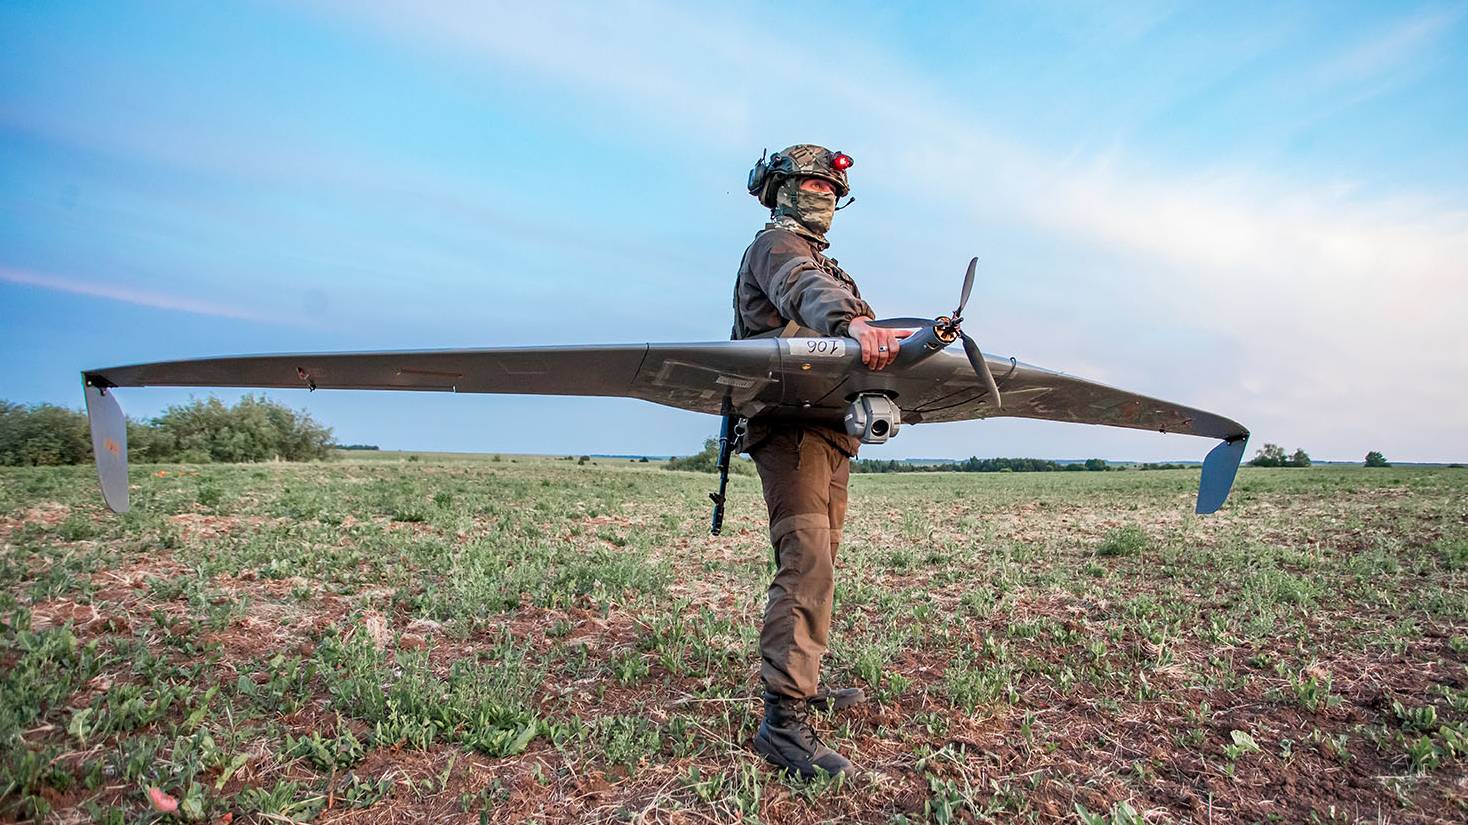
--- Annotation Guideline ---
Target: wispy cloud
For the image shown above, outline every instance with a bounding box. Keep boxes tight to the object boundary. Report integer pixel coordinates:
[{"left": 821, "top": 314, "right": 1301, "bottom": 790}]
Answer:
[
  {"left": 994, "top": 157, "right": 1468, "bottom": 419},
  {"left": 304, "top": 1, "right": 1468, "bottom": 459},
  {"left": 8, "top": 2, "right": 1458, "bottom": 458},
  {"left": 1272, "top": 4, "right": 1468, "bottom": 129},
  {"left": 0, "top": 265, "right": 305, "bottom": 325},
  {"left": 1310, "top": 4, "right": 1464, "bottom": 88}
]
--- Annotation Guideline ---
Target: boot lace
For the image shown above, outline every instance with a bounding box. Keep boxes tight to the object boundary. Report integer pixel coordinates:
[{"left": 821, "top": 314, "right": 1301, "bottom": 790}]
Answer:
[{"left": 782, "top": 702, "right": 826, "bottom": 751}]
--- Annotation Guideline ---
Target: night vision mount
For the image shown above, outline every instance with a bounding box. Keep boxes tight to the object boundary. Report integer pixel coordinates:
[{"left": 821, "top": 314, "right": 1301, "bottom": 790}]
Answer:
[{"left": 746, "top": 147, "right": 854, "bottom": 208}]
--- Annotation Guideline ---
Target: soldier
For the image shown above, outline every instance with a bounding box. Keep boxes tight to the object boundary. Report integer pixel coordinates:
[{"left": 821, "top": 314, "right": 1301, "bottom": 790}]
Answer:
[{"left": 735, "top": 144, "right": 910, "bottom": 778}]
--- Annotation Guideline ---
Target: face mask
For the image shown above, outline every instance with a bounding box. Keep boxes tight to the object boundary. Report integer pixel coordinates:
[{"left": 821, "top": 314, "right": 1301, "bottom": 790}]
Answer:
[{"left": 775, "top": 179, "right": 837, "bottom": 235}]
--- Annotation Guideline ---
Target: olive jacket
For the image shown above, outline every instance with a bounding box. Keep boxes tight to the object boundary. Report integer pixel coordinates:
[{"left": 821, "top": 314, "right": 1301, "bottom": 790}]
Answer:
[{"left": 732, "top": 219, "right": 874, "bottom": 456}]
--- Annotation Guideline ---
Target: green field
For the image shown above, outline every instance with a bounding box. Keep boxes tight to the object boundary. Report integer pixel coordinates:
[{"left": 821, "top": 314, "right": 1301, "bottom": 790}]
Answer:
[{"left": 2, "top": 458, "right": 1465, "bottom": 823}]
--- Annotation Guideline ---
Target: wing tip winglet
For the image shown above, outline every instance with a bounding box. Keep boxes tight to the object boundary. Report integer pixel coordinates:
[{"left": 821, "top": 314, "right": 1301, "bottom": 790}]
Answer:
[
  {"left": 82, "top": 375, "right": 130, "bottom": 514},
  {"left": 1195, "top": 433, "right": 1248, "bottom": 515}
]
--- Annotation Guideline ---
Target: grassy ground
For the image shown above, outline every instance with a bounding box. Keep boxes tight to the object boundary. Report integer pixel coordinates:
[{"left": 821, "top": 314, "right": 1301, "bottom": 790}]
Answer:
[{"left": 1, "top": 458, "right": 1465, "bottom": 824}]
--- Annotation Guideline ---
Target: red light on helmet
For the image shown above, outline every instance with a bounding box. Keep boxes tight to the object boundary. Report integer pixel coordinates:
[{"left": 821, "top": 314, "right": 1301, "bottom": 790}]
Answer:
[{"left": 831, "top": 152, "right": 853, "bottom": 170}]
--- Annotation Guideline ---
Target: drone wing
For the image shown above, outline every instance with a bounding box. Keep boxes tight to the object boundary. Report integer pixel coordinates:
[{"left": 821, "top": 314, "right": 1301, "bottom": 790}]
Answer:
[
  {"left": 911, "top": 356, "right": 1244, "bottom": 437},
  {"left": 904, "top": 352, "right": 1249, "bottom": 514},
  {"left": 81, "top": 338, "right": 1247, "bottom": 517},
  {"left": 998, "top": 361, "right": 1249, "bottom": 515},
  {"left": 81, "top": 342, "right": 786, "bottom": 513}
]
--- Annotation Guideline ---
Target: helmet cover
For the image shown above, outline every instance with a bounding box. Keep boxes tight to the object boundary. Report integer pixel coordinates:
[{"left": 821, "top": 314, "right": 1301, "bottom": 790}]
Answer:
[{"left": 748, "top": 144, "right": 852, "bottom": 208}]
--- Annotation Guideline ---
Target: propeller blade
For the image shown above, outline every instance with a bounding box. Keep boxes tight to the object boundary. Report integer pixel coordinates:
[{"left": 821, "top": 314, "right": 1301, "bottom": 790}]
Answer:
[
  {"left": 956, "top": 257, "right": 977, "bottom": 317},
  {"left": 868, "top": 317, "right": 934, "bottom": 329},
  {"left": 961, "top": 333, "right": 1003, "bottom": 409}
]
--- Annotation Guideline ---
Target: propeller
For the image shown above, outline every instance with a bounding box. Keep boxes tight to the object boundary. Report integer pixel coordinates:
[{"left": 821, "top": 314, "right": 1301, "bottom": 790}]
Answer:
[
  {"left": 956, "top": 256, "right": 976, "bottom": 319},
  {"left": 868, "top": 257, "right": 1002, "bottom": 408},
  {"left": 960, "top": 328, "right": 1002, "bottom": 410}
]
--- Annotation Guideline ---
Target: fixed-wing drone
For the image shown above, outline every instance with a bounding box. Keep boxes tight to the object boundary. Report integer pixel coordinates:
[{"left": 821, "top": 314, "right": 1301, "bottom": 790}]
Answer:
[{"left": 81, "top": 259, "right": 1249, "bottom": 528}]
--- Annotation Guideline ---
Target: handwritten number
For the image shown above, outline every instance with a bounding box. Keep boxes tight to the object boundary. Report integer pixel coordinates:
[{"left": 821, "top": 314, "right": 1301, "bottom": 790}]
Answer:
[{"left": 795, "top": 339, "right": 843, "bottom": 356}]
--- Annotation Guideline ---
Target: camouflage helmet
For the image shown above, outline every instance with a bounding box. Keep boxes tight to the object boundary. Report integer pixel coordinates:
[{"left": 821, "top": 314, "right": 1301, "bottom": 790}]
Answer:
[{"left": 747, "top": 144, "right": 853, "bottom": 208}]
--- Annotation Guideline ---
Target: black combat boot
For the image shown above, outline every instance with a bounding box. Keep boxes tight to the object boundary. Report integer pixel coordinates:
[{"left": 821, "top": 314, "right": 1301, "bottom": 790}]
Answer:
[
  {"left": 753, "top": 692, "right": 855, "bottom": 780},
  {"left": 808, "top": 684, "right": 866, "bottom": 714}
]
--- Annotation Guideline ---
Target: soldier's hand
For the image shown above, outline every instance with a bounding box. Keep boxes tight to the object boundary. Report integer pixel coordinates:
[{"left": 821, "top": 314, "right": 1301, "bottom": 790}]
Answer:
[{"left": 847, "top": 317, "right": 911, "bottom": 371}]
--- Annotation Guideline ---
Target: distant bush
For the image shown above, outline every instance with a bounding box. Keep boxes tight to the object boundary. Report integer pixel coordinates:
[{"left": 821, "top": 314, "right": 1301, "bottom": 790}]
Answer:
[
  {"left": 1365, "top": 451, "right": 1390, "bottom": 468},
  {"left": 145, "top": 396, "right": 334, "bottom": 463},
  {"left": 338, "top": 444, "right": 380, "bottom": 451},
  {"left": 664, "top": 438, "right": 753, "bottom": 475},
  {"left": 0, "top": 395, "right": 335, "bottom": 466},
  {"left": 0, "top": 401, "right": 92, "bottom": 466},
  {"left": 1250, "top": 443, "right": 1285, "bottom": 466},
  {"left": 1248, "top": 443, "right": 1312, "bottom": 468}
]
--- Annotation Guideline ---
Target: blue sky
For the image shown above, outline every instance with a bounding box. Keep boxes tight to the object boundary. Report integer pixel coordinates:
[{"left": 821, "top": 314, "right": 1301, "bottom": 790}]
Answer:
[{"left": 3, "top": 1, "right": 1465, "bottom": 462}]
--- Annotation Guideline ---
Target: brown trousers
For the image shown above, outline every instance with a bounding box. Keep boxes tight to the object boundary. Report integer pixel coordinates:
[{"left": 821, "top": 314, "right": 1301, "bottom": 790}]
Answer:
[{"left": 749, "top": 426, "right": 850, "bottom": 699}]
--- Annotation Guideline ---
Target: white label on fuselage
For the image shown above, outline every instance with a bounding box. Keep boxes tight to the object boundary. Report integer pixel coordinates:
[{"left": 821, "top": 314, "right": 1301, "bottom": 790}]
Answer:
[{"left": 783, "top": 338, "right": 847, "bottom": 358}]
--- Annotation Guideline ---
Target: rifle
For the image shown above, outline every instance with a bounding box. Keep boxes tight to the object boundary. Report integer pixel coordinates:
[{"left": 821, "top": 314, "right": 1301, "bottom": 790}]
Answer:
[{"left": 708, "top": 411, "right": 744, "bottom": 536}]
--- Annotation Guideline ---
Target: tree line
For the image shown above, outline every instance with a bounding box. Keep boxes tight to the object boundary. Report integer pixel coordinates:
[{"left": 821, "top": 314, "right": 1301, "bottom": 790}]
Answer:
[
  {"left": 852, "top": 456, "right": 1126, "bottom": 474},
  {"left": 662, "top": 445, "right": 1199, "bottom": 475},
  {"left": 672, "top": 439, "right": 1407, "bottom": 474},
  {"left": 1249, "top": 443, "right": 1394, "bottom": 468},
  {"left": 0, "top": 395, "right": 334, "bottom": 466}
]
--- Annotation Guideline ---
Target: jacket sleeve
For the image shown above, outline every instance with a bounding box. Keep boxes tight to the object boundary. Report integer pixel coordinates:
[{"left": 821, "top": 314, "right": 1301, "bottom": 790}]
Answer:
[{"left": 748, "top": 231, "right": 874, "bottom": 336}]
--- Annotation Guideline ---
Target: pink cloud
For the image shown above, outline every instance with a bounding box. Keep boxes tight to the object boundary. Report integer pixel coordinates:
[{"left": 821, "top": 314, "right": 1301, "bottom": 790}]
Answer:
[{"left": 0, "top": 264, "right": 299, "bottom": 325}]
